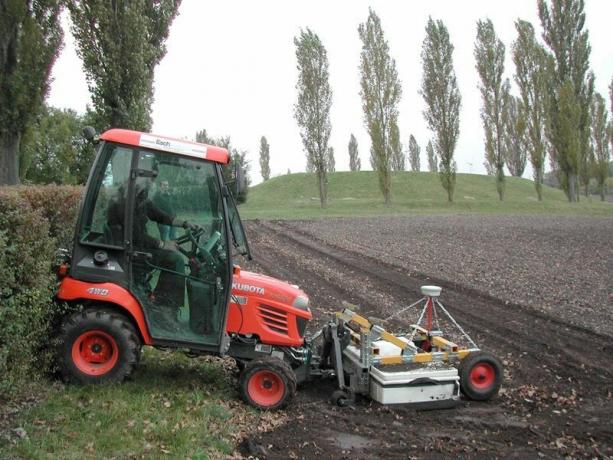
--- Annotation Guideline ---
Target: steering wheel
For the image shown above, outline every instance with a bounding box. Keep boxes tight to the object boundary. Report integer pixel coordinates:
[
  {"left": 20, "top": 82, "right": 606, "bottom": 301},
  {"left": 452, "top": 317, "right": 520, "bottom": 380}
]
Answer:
[{"left": 174, "top": 226, "right": 222, "bottom": 270}]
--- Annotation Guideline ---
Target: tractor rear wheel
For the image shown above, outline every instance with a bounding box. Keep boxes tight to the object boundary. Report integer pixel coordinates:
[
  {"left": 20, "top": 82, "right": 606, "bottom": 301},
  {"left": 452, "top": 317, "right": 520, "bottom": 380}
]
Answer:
[
  {"left": 58, "top": 309, "right": 141, "bottom": 384},
  {"left": 239, "top": 358, "right": 296, "bottom": 410},
  {"left": 459, "top": 351, "right": 503, "bottom": 401}
]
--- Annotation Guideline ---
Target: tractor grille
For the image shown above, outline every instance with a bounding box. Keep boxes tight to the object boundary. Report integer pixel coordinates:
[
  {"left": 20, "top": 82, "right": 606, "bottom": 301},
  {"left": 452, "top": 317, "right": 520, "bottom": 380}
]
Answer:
[{"left": 258, "top": 304, "right": 289, "bottom": 335}]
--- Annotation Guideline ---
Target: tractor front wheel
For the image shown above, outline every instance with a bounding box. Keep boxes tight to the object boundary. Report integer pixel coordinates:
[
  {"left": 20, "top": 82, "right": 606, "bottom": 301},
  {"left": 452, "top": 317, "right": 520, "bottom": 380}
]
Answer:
[
  {"left": 239, "top": 358, "right": 296, "bottom": 410},
  {"left": 58, "top": 309, "right": 141, "bottom": 384},
  {"left": 459, "top": 351, "right": 503, "bottom": 401}
]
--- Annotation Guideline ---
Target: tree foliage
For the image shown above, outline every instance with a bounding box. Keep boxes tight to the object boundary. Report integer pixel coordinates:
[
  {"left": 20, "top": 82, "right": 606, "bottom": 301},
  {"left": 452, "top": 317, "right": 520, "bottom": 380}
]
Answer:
[
  {"left": 538, "top": 0, "right": 594, "bottom": 202},
  {"left": 389, "top": 120, "right": 404, "bottom": 171},
  {"left": 294, "top": 28, "right": 332, "bottom": 208},
  {"left": 20, "top": 106, "right": 96, "bottom": 185},
  {"left": 327, "top": 146, "right": 335, "bottom": 173},
  {"left": 0, "top": 0, "right": 63, "bottom": 185},
  {"left": 591, "top": 92, "right": 610, "bottom": 200},
  {"left": 348, "top": 134, "right": 361, "bottom": 172},
  {"left": 408, "top": 135, "right": 421, "bottom": 172},
  {"left": 426, "top": 140, "right": 438, "bottom": 173},
  {"left": 513, "top": 19, "right": 549, "bottom": 200},
  {"left": 358, "top": 8, "right": 402, "bottom": 204},
  {"left": 259, "top": 136, "right": 270, "bottom": 181},
  {"left": 474, "top": 18, "right": 508, "bottom": 200},
  {"left": 195, "top": 129, "right": 250, "bottom": 203},
  {"left": 420, "top": 18, "right": 461, "bottom": 202},
  {"left": 504, "top": 94, "right": 528, "bottom": 177},
  {"left": 68, "top": 0, "right": 181, "bottom": 131}
]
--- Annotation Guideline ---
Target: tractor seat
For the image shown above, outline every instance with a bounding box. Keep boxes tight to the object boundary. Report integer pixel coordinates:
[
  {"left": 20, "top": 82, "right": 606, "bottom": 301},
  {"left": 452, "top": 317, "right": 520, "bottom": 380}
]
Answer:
[{"left": 420, "top": 285, "right": 442, "bottom": 297}]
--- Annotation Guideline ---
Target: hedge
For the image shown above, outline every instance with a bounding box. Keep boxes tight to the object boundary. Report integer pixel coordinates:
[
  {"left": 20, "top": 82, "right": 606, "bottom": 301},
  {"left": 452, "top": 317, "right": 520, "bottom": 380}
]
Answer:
[{"left": 0, "top": 185, "right": 83, "bottom": 400}]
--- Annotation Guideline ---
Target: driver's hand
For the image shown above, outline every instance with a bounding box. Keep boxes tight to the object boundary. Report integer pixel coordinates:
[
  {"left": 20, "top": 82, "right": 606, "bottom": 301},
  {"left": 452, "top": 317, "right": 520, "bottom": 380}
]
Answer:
[
  {"left": 183, "top": 220, "right": 201, "bottom": 232},
  {"left": 161, "top": 240, "right": 179, "bottom": 252}
]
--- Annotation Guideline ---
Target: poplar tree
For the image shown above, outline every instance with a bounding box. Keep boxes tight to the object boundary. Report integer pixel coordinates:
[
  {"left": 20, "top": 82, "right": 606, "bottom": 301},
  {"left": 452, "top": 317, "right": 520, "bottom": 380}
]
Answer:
[
  {"left": 474, "top": 19, "right": 508, "bottom": 200},
  {"left": 591, "top": 92, "right": 610, "bottom": 201},
  {"left": 513, "top": 20, "right": 549, "bottom": 200},
  {"left": 348, "top": 134, "right": 361, "bottom": 172},
  {"left": 504, "top": 94, "right": 528, "bottom": 177},
  {"left": 0, "top": 0, "right": 62, "bottom": 185},
  {"left": 294, "top": 28, "right": 332, "bottom": 208},
  {"left": 68, "top": 0, "right": 181, "bottom": 131},
  {"left": 426, "top": 140, "right": 438, "bottom": 173},
  {"left": 358, "top": 8, "right": 402, "bottom": 204},
  {"left": 420, "top": 18, "right": 461, "bottom": 202},
  {"left": 259, "top": 136, "right": 270, "bottom": 181},
  {"left": 408, "top": 135, "right": 421, "bottom": 172},
  {"left": 538, "top": 0, "right": 594, "bottom": 202}
]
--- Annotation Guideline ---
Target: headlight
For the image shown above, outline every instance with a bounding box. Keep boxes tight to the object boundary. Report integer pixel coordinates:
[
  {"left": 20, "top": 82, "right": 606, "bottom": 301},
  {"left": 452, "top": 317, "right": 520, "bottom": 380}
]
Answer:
[{"left": 293, "top": 295, "right": 309, "bottom": 311}]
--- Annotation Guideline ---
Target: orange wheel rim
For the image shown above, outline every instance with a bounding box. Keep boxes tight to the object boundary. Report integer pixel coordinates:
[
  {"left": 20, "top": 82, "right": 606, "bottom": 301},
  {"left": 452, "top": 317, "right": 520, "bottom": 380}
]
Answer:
[
  {"left": 247, "top": 370, "right": 285, "bottom": 407},
  {"left": 469, "top": 362, "right": 496, "bottom": 390},
  {"left": 72, "top": 330, "right": 119, "bottom": 376}
]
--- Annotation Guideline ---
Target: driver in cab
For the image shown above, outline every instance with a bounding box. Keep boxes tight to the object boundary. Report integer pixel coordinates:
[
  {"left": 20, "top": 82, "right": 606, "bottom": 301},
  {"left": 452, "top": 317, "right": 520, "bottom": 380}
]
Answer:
[{"left": 107, "top": 170, "right": 198, "bottom": 311}]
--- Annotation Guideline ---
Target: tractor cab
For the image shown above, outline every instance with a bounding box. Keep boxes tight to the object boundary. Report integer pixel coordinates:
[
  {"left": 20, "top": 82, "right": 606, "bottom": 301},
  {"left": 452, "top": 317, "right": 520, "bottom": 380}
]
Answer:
[{"left": 59, "top": 129, "right": 250, "bottom": 355}]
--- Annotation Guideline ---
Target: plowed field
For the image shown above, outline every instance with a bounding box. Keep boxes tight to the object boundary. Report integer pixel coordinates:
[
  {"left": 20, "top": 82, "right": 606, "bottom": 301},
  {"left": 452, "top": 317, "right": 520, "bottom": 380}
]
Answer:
[{"left": 239, "top": 216, "right": 613, "bottom": 459}]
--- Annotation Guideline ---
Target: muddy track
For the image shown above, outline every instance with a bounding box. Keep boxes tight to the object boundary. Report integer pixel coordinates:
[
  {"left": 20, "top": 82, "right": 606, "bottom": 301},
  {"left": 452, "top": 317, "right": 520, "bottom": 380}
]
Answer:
[{"left": 239, "top": 220, "right": 613, "bottom": 459}]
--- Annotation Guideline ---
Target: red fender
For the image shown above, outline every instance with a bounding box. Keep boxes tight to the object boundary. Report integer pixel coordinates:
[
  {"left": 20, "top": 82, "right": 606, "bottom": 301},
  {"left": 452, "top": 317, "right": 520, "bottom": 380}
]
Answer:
[{"left": 57, "top": 277, "right": 153, "bottom": 345}]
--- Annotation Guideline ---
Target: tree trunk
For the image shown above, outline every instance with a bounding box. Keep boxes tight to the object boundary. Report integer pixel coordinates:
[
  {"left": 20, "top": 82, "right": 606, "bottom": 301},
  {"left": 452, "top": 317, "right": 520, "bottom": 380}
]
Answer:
[
  {"left": 317, "top": 170, "right": 327, "bottom": 209},
  {"left": 567, "top": 173, "right": 577, "bottom": 202},
  {"left": 535, "top": 167, "right": 543, "bottom": 201},
  {"left": 0, "top": 132, "right": 21, "bottom": 185},
  {"left": 496, "top": 166, "right": 505, "bottom": 201}
]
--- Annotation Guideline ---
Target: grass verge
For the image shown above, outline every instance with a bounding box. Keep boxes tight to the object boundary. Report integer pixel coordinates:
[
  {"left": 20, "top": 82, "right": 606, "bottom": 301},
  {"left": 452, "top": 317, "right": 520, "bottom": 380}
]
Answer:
[{"left": 0, "top": 349, "right": 283, "bottom": 459}]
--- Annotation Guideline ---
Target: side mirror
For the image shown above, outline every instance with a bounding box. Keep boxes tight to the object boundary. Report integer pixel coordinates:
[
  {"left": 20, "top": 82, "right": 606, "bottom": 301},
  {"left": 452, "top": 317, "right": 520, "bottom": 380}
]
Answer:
[{"left": 83, "top": 126, "right": 99, "bottom": 144}]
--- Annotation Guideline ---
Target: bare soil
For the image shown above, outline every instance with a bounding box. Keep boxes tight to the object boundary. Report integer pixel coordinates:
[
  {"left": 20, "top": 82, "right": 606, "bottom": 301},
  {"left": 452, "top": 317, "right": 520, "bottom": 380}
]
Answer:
[{"left": 238, "top": 216, "right": 613, "bottom": 459}]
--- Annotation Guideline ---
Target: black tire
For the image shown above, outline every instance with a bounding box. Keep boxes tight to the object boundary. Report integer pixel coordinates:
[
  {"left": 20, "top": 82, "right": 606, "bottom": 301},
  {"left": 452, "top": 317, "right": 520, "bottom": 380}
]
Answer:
[
  {"left": 239, "top": 358, "right": 297, "bottom": 410},
  {"left": 58, "top": 309, "right": 141, "bottom": 385},
  {"left": 331, "top": 389, "right": 350, "bottom": 407},
  {"left": 459, "top": 351, "right": 503, "bottom": 401}
]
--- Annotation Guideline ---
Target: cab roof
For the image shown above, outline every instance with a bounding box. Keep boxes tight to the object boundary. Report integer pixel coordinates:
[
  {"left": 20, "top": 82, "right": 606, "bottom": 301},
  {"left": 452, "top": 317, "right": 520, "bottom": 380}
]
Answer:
[{"left": 100, "top": 129, "right": 230, "bottom": 165}]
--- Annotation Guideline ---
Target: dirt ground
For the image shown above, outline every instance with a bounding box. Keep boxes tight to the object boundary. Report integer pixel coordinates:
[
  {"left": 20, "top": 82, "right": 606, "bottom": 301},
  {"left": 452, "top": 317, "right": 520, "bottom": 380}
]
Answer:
[{"left": 238, "top": 216, "right": 613, "bottom": 459}]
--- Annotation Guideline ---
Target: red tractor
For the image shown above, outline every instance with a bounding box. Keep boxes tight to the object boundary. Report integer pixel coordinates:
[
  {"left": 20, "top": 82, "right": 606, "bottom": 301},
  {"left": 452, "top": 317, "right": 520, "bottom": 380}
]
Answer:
[
  {"left": 56, "top": 128, "right": 502, "bottom": 411},
  {"left": 56, "top": 128, "right": 312, "bottom": 410}
]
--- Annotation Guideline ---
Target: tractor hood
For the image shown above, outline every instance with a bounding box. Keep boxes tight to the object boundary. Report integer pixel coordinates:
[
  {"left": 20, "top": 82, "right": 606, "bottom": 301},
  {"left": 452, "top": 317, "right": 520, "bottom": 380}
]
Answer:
[{"left": 231, "top": 267, "right": 310, "bottom": 314}]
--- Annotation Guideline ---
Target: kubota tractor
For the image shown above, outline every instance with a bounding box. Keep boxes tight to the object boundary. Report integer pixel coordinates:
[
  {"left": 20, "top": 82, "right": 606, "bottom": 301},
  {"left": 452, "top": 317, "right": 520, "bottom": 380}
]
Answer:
[{"left": 55, "top": 128, "right": 502, "bottom": 411}]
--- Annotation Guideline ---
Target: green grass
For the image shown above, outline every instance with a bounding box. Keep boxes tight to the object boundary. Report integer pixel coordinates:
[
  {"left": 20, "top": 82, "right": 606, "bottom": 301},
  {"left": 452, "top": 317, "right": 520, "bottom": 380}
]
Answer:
[
  {"left": 0, "top": 349, "right": 256, "bottom": 459},
  {"left": 239, "top": 171, "right": 612, "bottom": 219}
]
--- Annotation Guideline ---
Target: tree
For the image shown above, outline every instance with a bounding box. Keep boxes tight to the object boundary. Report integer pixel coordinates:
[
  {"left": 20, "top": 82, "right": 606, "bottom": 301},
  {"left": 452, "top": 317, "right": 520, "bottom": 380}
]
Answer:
[
  {"left": 68, "top": 0, "right": 181, "bottom": 131},
  {"left": 426, "top": 140, "right": 438, "bottom": 172},
  {"left": 474, "top": 19, "right": 508, "bottom": 200},
  {"left": 513, "top": 19, "right": 549, "bottom": 200},
  {"left": 0, "top": 0, "right": 63, "bottom": 185},
  {"left": 591, "top": 92, "right": 610, "bottom": 201},
  {"left": 20, "top": 106, "right": 96, "bottom": 185},
  {"left": 390, "top": 120, "right": 404, "bottom": 171},
  {"left": 327, "top": 146, "right": 335, "bottom": 172},
  {"left": 358, "top": 8, "right": 402, "bottom": 204},
  {"left": 420, "top": 18, "right": 461, "bottom": 202},
  {"left": 294, "top": 28, "right": 332, "bottom": 208},
  {"left": 348, "top": 134, "right": 361, "bottom": 172},
  {"left": 196, "top": 130, "right": 250, "bottom": 203},
  {"left": 538, "top": 0, "right": 594, "bottom": 202},
  {"left": 259, "top": 136, "right": 270, "bottom": 181},
  {"left": 408, "top": 135, "right": 421, "bottom": 172},
  {"left": 504, "top": 94, "right": 528, "bottom": 177}
]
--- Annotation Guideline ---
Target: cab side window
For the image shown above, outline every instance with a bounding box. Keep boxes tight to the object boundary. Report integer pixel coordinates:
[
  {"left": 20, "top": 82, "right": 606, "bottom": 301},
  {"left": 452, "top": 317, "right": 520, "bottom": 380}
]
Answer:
[{"left": 80, "top": 146, "right": 132, "bottom": 246}]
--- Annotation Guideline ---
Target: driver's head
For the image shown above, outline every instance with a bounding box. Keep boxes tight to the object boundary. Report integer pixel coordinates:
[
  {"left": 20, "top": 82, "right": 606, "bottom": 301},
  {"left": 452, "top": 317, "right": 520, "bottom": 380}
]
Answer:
[{"left": 135, "top": 176, "right": 154, "bottom": 200}]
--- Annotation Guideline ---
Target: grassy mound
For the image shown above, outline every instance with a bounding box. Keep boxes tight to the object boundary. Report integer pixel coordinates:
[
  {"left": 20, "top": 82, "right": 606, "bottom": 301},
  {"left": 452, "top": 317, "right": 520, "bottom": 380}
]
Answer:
[{"left": 240, "top": 171, "right": 612, "bottom": 219}]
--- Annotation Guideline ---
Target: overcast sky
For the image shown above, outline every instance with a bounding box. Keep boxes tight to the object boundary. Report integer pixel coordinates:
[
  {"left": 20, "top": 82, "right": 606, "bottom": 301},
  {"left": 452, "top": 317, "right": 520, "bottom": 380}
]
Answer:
[{"left": 47, "top": 0, "right": 613, "bottom": 184}]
